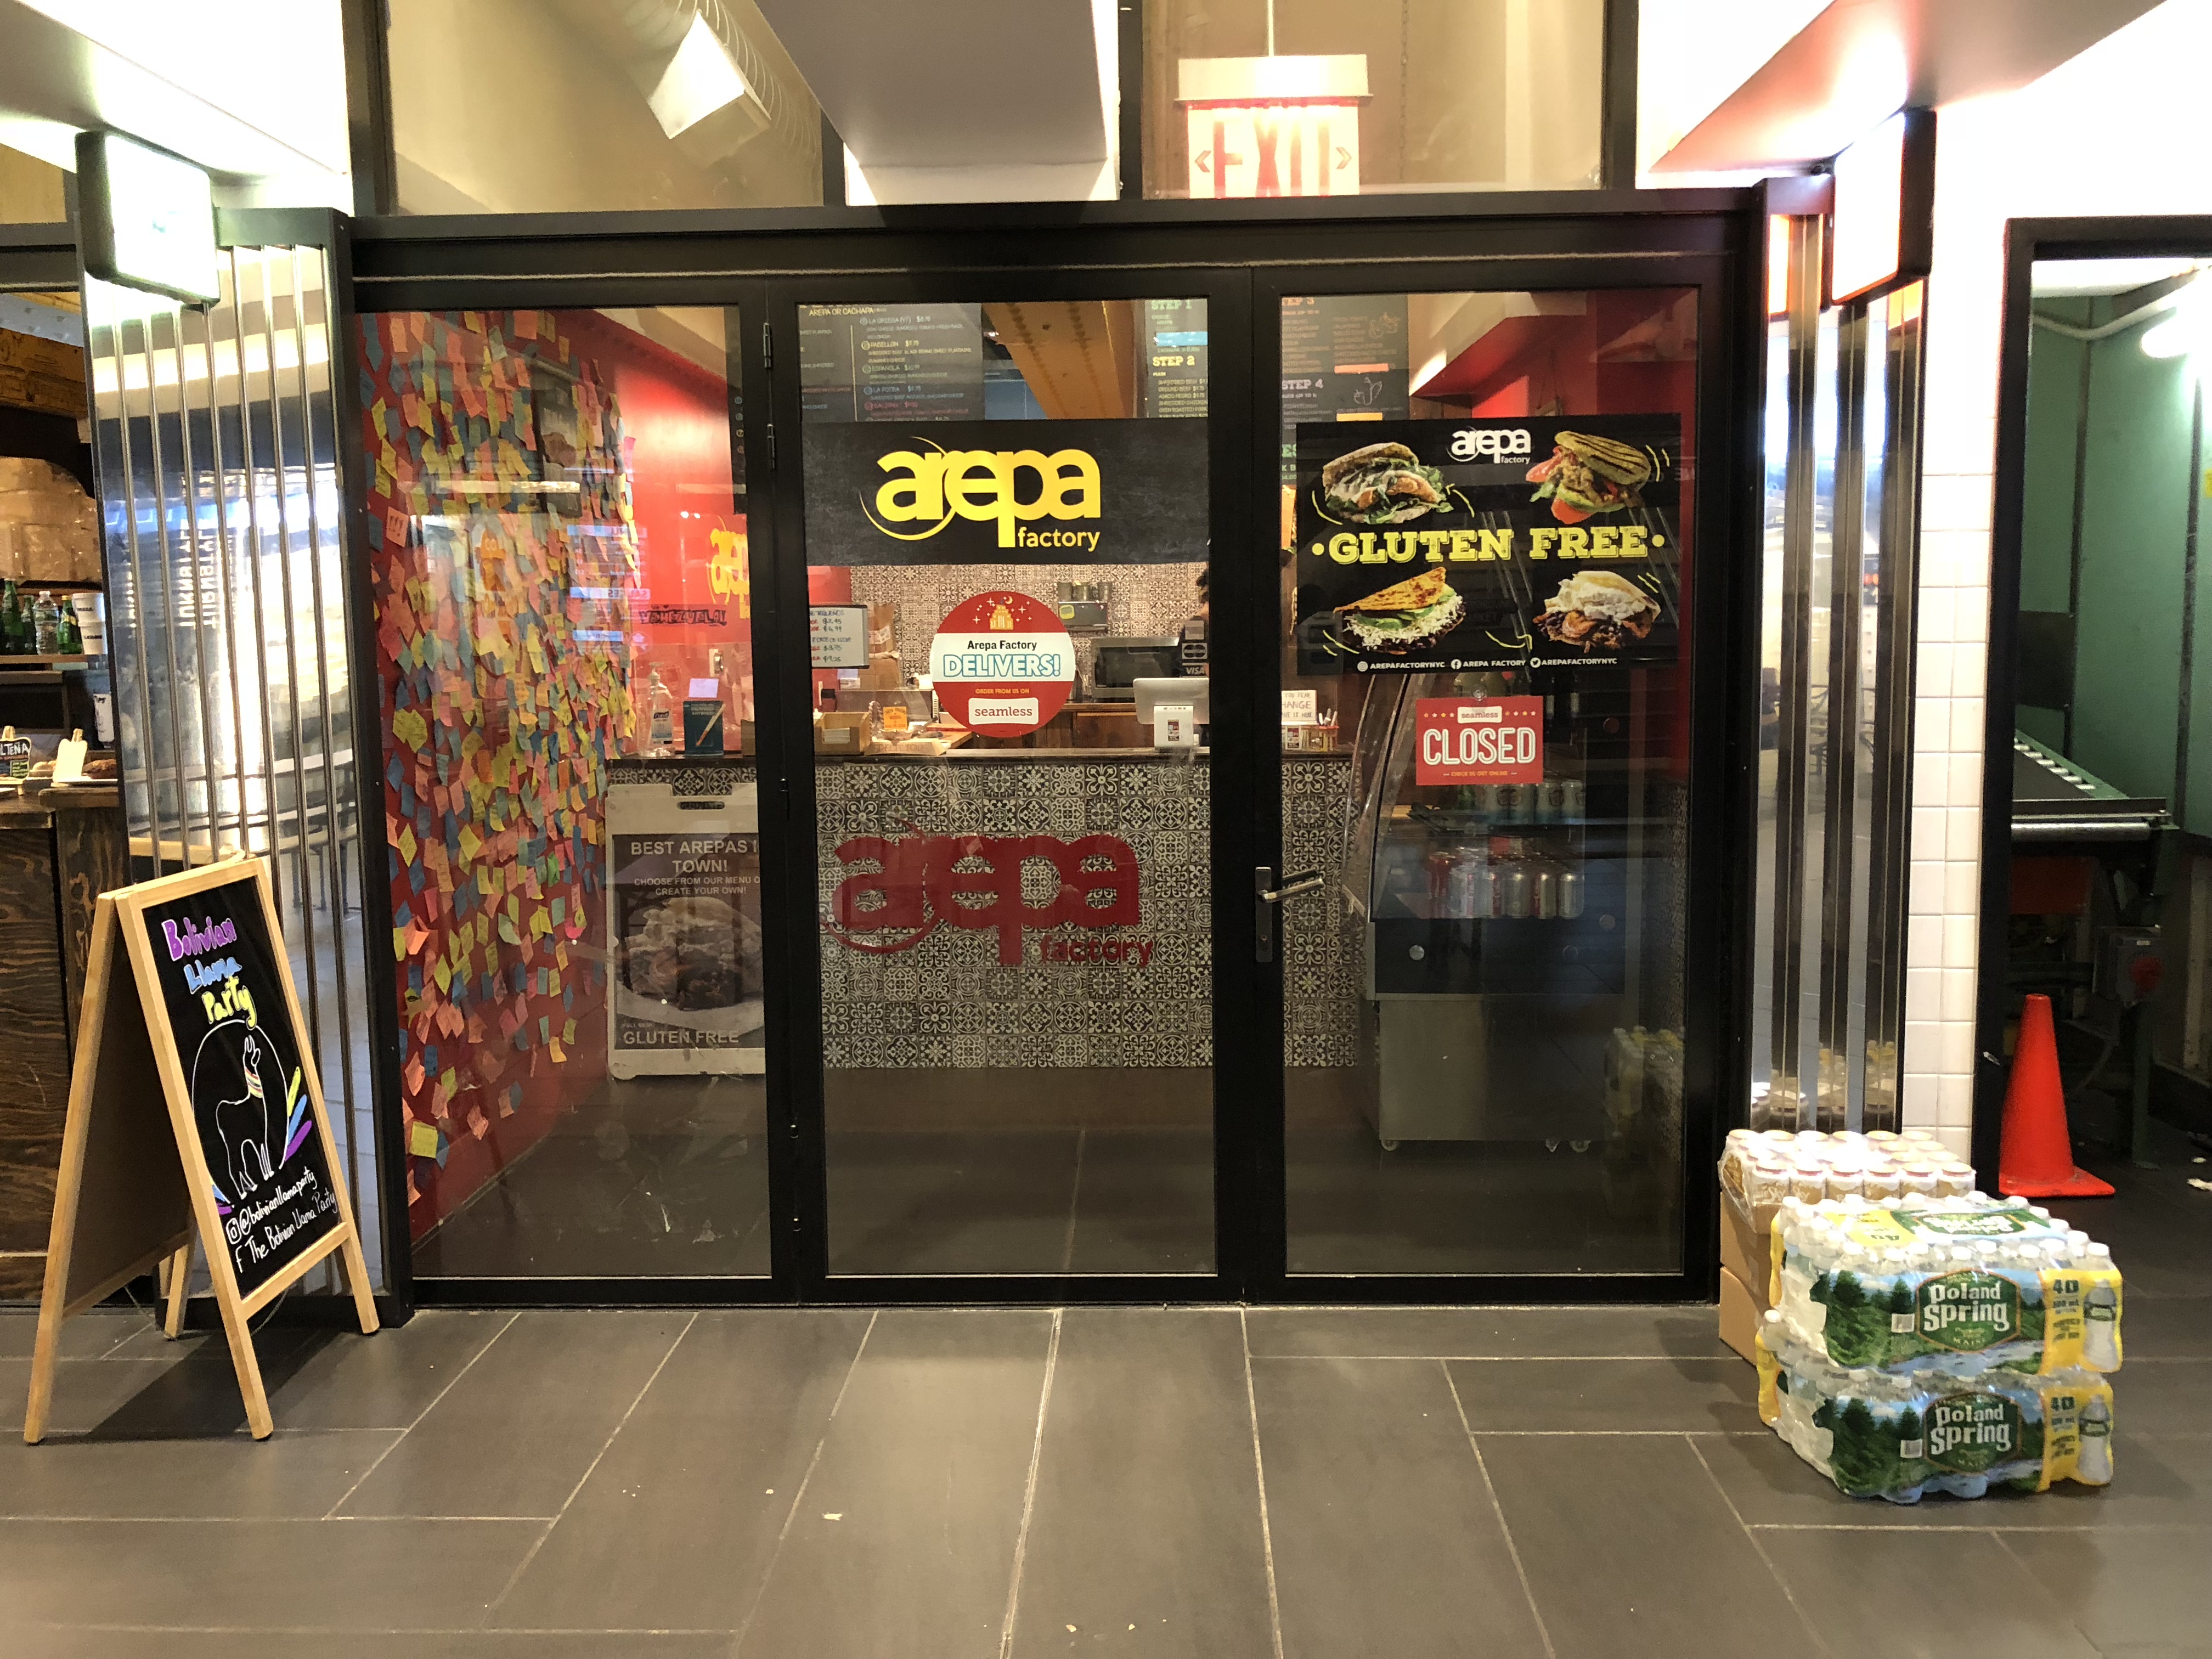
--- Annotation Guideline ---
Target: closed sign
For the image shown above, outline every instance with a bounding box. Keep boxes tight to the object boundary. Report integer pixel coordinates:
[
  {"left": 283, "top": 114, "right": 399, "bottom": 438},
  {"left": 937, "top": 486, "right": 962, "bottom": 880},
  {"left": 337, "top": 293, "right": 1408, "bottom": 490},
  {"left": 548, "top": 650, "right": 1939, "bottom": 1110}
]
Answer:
[{"left": 1414, "top": 697, "right": 1542, "bottom": 784}]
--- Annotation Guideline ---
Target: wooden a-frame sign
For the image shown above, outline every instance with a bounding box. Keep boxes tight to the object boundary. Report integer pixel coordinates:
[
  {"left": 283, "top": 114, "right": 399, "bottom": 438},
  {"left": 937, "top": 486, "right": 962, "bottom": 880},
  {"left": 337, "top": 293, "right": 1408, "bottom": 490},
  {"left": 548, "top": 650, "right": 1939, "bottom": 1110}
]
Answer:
[{"left": 23, "top": 856, "right": 377, "bottom": 1442}]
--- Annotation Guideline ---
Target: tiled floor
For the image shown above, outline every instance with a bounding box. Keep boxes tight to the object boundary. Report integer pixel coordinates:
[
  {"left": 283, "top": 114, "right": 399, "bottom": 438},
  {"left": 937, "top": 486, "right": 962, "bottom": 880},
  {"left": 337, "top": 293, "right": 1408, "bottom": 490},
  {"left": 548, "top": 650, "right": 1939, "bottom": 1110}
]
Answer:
[{"left": 2, "top": 1158, "right": 2205, "bottom": 1656}]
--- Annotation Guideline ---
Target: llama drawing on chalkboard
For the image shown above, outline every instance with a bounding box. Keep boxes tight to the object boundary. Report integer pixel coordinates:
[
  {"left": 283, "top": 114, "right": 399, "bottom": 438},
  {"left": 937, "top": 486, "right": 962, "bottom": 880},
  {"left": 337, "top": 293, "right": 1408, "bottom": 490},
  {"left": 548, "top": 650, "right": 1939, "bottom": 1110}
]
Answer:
[
  {"left": 213, "top": 1034, "right": 276, "bottom": 1195},
  {"left": 191, "top": 1017, "right": 307, "bottom": 1210}
]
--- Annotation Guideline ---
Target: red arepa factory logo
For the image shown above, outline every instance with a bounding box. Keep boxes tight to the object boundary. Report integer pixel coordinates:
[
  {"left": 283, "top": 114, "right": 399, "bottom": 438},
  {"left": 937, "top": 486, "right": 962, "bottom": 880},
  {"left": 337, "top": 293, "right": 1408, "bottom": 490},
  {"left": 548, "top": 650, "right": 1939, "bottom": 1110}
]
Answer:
[
  {"left": 825, "top": 823, "right": 1143, "bottom": 966},
  {"left": 927, "top": 591, "right": 1074, "bottom": 739}
]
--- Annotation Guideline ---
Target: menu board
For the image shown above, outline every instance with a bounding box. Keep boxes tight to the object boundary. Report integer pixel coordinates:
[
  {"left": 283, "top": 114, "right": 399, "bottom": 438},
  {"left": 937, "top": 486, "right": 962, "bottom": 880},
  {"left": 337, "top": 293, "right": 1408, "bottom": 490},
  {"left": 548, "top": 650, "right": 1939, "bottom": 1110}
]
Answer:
[
  {"left": 1292, "top": 416, "right": 1683, "bottom": 677},
  {"left": 800, "top": 303, "right": 985, "bottom": 423},
  {"left": 1279, "top": 294, "right": 1409, "bottom": 482},
  {"left": 1143, "top": 298, "right": 1209, "bottom": 419},
  {"left": 139, "top": 882, "right": 343, "bottom": 1300}
]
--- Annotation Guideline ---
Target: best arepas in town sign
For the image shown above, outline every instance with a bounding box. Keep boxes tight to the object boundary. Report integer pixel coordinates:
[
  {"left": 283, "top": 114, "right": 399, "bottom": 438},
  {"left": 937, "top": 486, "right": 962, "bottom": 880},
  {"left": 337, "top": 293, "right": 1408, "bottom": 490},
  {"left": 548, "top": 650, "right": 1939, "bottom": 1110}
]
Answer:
[{"left": 801, "top": 418, "right": 1209, "bottom": 565}]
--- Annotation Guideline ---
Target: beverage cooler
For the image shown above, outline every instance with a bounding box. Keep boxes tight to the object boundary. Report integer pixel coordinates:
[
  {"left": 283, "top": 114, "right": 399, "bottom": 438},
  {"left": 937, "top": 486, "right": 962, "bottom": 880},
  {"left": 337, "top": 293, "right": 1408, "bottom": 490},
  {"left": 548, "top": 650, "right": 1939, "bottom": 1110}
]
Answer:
[{"left": 1344, "top": 673, "right": 1681, "bottom": 1159}]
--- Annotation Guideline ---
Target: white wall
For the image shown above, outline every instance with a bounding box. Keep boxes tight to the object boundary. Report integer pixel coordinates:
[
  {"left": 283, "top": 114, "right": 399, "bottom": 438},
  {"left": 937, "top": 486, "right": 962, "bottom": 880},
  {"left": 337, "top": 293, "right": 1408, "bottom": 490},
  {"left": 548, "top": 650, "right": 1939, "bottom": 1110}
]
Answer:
[
  {"left": 1898, "top": 2, "right": 2212, "bottom": 1158},
  {"left": 1643, "top": 1, "right": 2212, "bottom": 1158}
]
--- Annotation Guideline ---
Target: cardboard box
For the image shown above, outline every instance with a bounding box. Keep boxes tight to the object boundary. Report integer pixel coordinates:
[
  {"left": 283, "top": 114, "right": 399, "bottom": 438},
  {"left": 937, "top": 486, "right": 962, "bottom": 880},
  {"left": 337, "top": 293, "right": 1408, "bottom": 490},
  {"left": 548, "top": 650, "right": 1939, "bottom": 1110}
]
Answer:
[
  {"left": 857, "top": 653, "right": 903, "bottom": 690},
  {"left": 1719, "top": 1188, "right": 1778, "bottom": 1310},
  {"left": 0, "top": 458, "right": 73, "bottom": 493},
  {"left": 1719, "top": 1265, "right": 1760, "bottom": 1364},
  {"left": 814, "top": 712, "right": 870, "bottom": 754}
]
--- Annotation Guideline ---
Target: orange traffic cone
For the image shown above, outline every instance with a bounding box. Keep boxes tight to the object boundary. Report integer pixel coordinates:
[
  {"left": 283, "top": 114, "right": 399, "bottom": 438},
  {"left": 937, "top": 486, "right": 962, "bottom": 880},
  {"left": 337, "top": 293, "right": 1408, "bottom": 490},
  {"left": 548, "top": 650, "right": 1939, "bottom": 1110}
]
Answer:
[{"left": 1998, "top": 994, "right": 2114, "bottom": 1198}]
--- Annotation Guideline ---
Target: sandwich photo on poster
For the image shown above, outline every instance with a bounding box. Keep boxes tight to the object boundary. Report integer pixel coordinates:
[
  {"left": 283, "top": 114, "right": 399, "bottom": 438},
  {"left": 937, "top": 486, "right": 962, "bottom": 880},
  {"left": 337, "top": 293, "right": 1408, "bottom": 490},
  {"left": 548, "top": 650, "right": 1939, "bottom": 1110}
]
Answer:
[{"left": 1291, "top": 417, "right": 1682, "bottom": 675}]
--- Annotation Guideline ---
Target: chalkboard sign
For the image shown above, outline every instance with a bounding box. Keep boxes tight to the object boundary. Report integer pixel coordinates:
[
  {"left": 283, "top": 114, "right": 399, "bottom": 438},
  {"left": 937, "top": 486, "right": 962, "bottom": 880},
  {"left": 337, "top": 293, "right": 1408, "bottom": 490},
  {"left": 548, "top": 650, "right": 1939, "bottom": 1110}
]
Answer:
[
  {"left": 22, "top": 857, "right": 376, "bottom": 1443},
  {"left": 138, "top": 882, "right": 346, "bottom": 1299}
]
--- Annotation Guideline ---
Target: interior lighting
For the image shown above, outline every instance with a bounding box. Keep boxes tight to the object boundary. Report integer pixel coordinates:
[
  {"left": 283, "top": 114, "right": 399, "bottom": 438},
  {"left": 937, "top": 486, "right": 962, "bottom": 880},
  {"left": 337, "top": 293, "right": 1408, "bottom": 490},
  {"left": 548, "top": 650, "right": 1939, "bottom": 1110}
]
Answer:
[
  {"left": 648, "top": 14, "right": 751, "bottom": 141},
  {"left": 2135, "top": 275, "right": 2209, "bottom": 360}
]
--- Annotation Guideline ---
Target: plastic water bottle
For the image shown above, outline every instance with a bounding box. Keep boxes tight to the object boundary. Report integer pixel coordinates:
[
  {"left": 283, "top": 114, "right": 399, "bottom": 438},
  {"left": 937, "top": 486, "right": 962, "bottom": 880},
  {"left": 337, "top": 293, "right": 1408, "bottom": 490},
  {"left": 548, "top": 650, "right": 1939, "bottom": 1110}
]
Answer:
[
  {"left": 2076, "top": 1396, "right": 2114, "bottom": 1482},
  {"left": 2082, "top": 1245, "right": 2121, "bottom": 1370}
]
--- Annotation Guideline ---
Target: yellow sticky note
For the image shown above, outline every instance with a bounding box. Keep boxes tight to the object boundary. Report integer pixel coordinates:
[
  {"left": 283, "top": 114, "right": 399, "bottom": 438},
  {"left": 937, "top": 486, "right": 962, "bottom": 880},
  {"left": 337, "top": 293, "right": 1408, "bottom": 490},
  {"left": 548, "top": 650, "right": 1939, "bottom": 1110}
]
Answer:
[
  {"left": 397, "top": 825, "right": 417, "bottom": 866},
  {"left": 393, "top": 708, "right": 429, "bottom": 751},
  {"left": 409, "top": 1121, "right": 439, "bottom": 1158}
]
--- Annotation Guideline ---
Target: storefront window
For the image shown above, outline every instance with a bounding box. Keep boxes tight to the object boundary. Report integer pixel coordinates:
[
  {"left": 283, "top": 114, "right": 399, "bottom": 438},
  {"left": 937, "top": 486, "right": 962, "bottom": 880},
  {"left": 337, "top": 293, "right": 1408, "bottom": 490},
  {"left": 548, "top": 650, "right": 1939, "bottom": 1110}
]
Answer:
[
  {"left": 798, "top": 297, "right": 1213, "bottom": 1276},
  {"left": 385, "top": 1, "right": 824, "bottom": 213},
  {"left": 1144, "top": 0, "right": 1605, "bottom": 199},
  {"left": 1279, "top": 285, "right": 1695, "bottom": 1273},
  {"left": 362, "top": 305, "right": 766, "bottom": 1277}
]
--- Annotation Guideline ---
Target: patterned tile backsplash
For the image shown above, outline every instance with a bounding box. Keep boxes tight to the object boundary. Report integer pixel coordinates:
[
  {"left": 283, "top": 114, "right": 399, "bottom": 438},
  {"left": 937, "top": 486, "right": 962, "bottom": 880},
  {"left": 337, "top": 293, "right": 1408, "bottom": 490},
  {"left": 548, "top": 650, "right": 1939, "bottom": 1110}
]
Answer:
[{"left": 814, "top": 755, "right": 1367, "bottom": 1070}]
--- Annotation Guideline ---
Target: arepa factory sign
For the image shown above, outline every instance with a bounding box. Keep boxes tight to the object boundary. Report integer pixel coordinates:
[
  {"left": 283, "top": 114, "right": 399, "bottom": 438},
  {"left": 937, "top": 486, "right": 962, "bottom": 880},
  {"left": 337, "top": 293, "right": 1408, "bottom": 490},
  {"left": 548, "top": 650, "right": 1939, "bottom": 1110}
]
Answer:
[
  {"left": 802, "top": 418, "right": 1209, "bottom": 566},
  {"left": 1291, "top": 417, "right": 1683, "bottom": 675}
]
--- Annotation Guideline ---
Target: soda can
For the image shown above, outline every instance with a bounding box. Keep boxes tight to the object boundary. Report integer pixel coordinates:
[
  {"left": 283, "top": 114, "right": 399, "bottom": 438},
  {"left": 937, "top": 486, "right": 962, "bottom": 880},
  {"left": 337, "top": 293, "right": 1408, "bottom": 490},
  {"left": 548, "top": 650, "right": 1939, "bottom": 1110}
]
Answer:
[
  {"left": 1497, "top": 866, "right": 1532, "bottom": 918},
  {"left": 1557, "top": 867, "right": 1585, "bottom": 919},
  {"left": 1532, "top": 866, "right": 1559, "bottom": 919},
  {"left": 1540, "top": 780, "right": 1572, "bottom": 822},
  {"left": 1562, "top": 780, "right": 1586, "bottom": 819},
  {"left": 1426, "top": 851, "right": 1454, "bottom": 911},
  {"left": 1495, "top": 784, "right": 1528, "bottom": 822},
  {"left": 1446, "top": 848, "right": 1491, "bottom": 918}
]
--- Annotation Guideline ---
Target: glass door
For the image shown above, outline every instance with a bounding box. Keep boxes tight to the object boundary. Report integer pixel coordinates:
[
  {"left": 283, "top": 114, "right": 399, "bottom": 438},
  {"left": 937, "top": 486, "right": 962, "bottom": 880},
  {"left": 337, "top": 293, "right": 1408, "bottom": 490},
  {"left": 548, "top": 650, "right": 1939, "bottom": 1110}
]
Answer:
[
  {"left": 764, "top": 275, "right": 1253, "bottom": 1289},
  {"left": 1260, "top": 270, "right": 1724, "bottom": 1290}
]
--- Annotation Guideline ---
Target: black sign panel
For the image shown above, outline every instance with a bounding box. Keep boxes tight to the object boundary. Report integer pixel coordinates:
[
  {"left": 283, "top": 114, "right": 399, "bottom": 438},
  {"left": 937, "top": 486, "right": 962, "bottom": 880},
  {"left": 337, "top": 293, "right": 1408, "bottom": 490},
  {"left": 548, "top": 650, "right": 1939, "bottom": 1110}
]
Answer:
[
  {"left": 140, "top": 885, "right": 342, "bottom": 1299},
  {"left": 800, "top": 303, "right": 986, "bottom": 424},
  {"left": 802, "top": 417, "right": 1209, "bottom": 566},
  {"left": 1292, "top": 416, "right": 1683, "bottom": 676}
]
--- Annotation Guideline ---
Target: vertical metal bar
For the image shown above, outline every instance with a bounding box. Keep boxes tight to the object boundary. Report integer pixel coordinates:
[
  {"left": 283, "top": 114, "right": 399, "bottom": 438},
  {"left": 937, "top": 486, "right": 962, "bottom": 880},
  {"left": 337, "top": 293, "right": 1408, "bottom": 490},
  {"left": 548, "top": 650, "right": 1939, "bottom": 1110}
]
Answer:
[
  {"left": 2174, "top": 378, "right": 2201, "bottom": 833},
  {"left": 141, "top": 305, "right": 205, "bottom": 871},
  {"left": 1599, "top": 0, "right": 1640, "bottom": 190},
  {"left": 1861, "top": 287, "right": 1926, "bottom": 1130},
  {"left": 1818, "top": 302, "right": 1871, "bottom": 1125},
  {"left": 260, "top": 249, "right": 327, "bottom": 1062},
  {"left": 204, "top": 261, "right": 250, "bottom": 866},
  {"left": 2063, "top": 334, "right": 2095, "bottom": 756},
  {"left": 1768, "top": 212, "right": 1825, "bottom": 1127},
  {"left": 171, "top": 304, "right": 229, "bottom": 864},
  {"left": 232, "top": 250, "right": 286, "bottom": 902},
  {"left": 291, "top": 246, "right": 362, "bottom": 1215},
  {"left": 94, "top": 283, "right": 166, "bottom": 876}
]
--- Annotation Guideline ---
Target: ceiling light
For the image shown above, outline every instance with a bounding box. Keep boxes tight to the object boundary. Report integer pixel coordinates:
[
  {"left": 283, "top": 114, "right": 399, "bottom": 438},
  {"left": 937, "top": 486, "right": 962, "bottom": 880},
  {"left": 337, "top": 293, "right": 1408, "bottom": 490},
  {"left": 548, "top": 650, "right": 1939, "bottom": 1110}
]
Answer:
[{"left": 648, "top": 14, "right": 749, "bottom": 141}]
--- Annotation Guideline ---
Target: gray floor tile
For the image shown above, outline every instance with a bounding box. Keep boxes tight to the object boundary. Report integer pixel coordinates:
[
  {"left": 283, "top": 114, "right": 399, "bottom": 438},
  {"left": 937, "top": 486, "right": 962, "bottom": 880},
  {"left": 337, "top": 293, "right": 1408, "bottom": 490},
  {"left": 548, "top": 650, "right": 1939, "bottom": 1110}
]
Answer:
[
  {"left": 1254, "top": 1356, "right": 1547, "bottom": 1659},
  {"left": 1480, "top": 1432, "right": 1813, "bottom": 1659},
  {"left": 0, "top": 1517, "right": 543, "bottom": 1629},
  {"left": 1447, "top": 1356, "right": 1762, "bottom": 1434},
  {"left": 338, "top": 1311, "right": 693, "bottom": 1519},
  {"left": 1246, "top": 1306, "right": 1732, "bottom": 1360},
  {"left": 1704, "top": 1427, "right": 2212, "bottom": 1527},
  {"left": 1061, "top": 1131, "right": 1216, "bottom": 1276},
  {"left": 2125, "top": 1297, "right": 2212, "bottom": 1361},
  {"left": 825, "top": 1131, "right": 1080, "bottom": 1277},
  {"left": 0, "top": 1309, "right": 162, "bottom": 1362},
  {"left": 1007, "top": 1310, "right": 1272, "bottom": 1659},
  {"left": 493, "top": 1308, "right": 873, "bottom": 1630},
  {"left": 2118, "top": 1361, "right": 2212, "bottom": 1437},
  {"left": 264, "top": 1313, "right": 517, "bottom": 1430},
  {"left": 1758, "top": 1527, "right": 2100, "bottom": 1659},
  {"left": 0, "top": 1358, "right": 194, "bottom": 1435},
  {"left": 0, "top": 1429, "right": 401, "bottom": 1519},
  {"left": 2003, "top": 1530, "right": 2212, "bottom": 1657},
  {"left": 737, "top": 1309, "right": 1052, "bottom": 1659}
]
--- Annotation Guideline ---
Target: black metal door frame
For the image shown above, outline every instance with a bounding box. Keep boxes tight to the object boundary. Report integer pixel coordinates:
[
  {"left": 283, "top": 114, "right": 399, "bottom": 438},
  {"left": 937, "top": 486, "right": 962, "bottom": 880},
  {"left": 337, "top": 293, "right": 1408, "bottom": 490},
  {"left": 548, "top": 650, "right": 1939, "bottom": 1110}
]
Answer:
[{"left": 346, "top": 189, "right": 1763, "bottom": 1309}]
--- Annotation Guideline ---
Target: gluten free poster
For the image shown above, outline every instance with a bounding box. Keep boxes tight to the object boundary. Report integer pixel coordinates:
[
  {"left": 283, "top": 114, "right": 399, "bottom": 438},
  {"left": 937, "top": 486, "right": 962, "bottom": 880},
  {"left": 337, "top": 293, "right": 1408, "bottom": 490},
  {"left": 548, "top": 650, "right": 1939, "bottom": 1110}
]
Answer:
[
  {"left": 1291, "top": 416, "right": 1683, "bottom": 676},
  {"left": 142, "top": 887, "right": 342, "bottom": 1299}
]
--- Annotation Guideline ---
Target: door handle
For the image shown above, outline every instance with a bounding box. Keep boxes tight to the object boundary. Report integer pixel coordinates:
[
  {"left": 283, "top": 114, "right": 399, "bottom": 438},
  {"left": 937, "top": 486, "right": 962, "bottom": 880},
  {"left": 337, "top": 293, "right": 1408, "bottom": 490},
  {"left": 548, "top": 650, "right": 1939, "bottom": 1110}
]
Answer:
[{"left": 1255, "top": 867, "right": 1324, "bottom": 963}]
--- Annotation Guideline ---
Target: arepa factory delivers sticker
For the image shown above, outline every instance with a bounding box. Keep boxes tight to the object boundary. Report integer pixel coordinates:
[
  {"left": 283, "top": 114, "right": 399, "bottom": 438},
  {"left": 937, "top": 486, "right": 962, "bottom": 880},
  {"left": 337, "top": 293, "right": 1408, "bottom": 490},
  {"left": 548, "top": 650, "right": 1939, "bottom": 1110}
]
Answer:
[{"left": 1291, "top": 416, "right": 1682, "bottom": 676}]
